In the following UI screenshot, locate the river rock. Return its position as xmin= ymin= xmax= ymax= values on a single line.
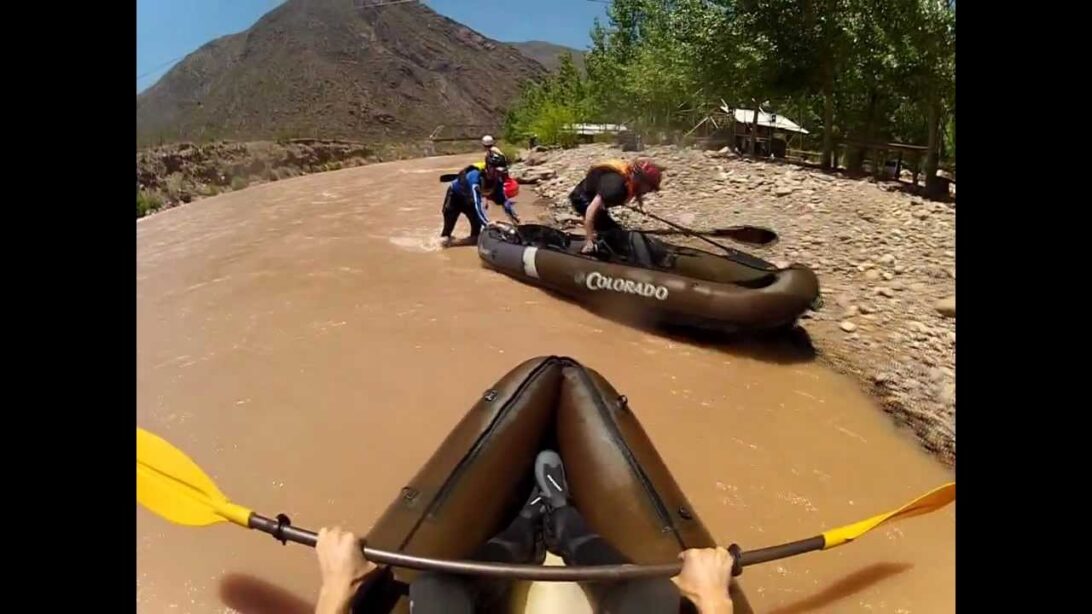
xmin=523 ymin=150 xmax=547 ymax=167
xmin=515 ymin=167 xmax=557 ymax=183
xmin=935 ymin=296 xmax=955 ymax=318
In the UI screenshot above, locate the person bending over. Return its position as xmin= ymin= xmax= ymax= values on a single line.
xmin=440 ymin=151 xmax=515 ymax=247
xmin=569 ymin=159 xmax=664 ymax=254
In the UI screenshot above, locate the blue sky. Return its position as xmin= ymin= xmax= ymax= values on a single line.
xmin=137 ymin=0 xmax=609 ymax=93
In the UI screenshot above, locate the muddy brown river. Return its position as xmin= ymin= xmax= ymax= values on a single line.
xmin=137 ymin=154 xmax=954 ymax=613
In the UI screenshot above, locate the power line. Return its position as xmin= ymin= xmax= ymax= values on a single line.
xmin=137 ymin=53 xmax=189 ymax=82
xmin=355 ymin=0 xmax=420 ymax=8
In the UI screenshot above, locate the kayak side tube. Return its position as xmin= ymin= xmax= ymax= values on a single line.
xmin=478 ymin=228 xmax=819 ymax=332
xmin=557 ymin=362 xmax=716 ymax=564
xmin=365 ymin=356 xmax=562 ymax=578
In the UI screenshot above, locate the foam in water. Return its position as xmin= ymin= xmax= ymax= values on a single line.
xmin=388 ymin=233 xmax=443 ymax=252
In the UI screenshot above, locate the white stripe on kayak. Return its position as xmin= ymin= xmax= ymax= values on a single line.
xmin=522 ymin=246 xmax=540 ymax=279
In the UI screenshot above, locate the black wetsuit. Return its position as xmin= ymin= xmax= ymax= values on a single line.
xmin=569 ymin=168 xmax=631 ymax=232
xmin=408 ymin=505 xmax=680 ymax=614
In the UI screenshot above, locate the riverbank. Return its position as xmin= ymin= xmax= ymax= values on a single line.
xmin=135 ymin=139 xmax=485 ymax=217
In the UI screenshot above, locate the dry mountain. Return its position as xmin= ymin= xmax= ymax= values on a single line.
xmin=136 ymin=0 xmax=546 ymax=146
xmin=508 ymin=41 xmax=586 ymax=72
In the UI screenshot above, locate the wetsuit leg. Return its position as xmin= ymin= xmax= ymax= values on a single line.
xmin=441 ymin=187 xmax=462 ymax=238
xmin=444 ymin=190 xmax=483 ymax=241
xmin=570 ymin=189 xmax=591 ymax=218
xmin=409 ymin=515 xmax=539 ymax=614
xmin=594 ymin=207 xmax=622 ymax=232
xmin=464 ymin=199 xmax=483 ymax=239
xmin=549 ymin=506 xmax=680 ymax=614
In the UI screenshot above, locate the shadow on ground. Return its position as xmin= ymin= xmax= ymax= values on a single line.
xmin=220 ymin=574 xmax=312 ymax=614
xmin=768 ymin=562 xmax=914 ymax=614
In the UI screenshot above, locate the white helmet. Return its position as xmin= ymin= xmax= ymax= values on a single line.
xmin=481 ymin=135 xmax=495 ymax=147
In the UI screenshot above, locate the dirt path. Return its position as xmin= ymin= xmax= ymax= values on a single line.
xmin=137 ymin=154 xmax=953 ymax=613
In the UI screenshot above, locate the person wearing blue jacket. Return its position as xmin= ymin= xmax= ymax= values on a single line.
xmin=440 ymin=152 xmax=516 ymax=247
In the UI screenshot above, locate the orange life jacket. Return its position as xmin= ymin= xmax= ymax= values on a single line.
xmin=589 ymin=160 xmax=636 ymax=201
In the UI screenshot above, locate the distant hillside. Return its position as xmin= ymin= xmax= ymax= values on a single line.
xmin=136 ymin=0 xmax=546 ymax=147
xmin=507 ymin=40 xmax=586 ymax=73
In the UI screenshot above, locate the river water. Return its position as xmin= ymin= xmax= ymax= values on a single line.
xmin=137 ymin=154 xmax=954 ymax=613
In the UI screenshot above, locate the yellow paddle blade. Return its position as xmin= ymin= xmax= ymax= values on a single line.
xmin=137 ymin=428 xmax=252 ymax=528
xmin=821 ymin=482 xmax=955 ymax=549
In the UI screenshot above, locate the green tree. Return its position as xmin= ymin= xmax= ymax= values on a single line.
xmin=870 ymin=0 xmax=954 ymax=183
xmin=735 ymin=0 xmax=867 ymax=168
xmin=504 ymin=51 xmax=597 ymax=145
xmin=508 ymin=0 xmax=954 ymax=179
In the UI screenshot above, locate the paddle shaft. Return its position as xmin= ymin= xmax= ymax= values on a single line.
xmin=640 ymin=227 xmax=765 ymax=239
xmin=248 ymin=513 xmax=823 ymax=581
xmin=628 ymin=208 xmax=744 ymax=256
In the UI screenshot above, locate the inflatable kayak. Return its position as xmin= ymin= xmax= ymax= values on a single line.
xmin=477 ymin=224 xmax=821 ymax=333
xmin=354 ymin=355 xmax=751 ymax=613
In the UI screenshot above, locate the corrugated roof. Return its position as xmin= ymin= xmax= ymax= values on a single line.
xmin=723 ymin=106 xmax=809 ymax=134
xmin=565 ymin=123 xmax=628 ymax=135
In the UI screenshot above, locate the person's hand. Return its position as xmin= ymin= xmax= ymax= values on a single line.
xmin=671 ymin=547 xmax=735 ymax=614
xmin=581 ymin=241 xmax=597 ymax=255
xmin=317 ymin=527 xmax=374 ymax=586
xmin=315 ymin=527 xmax=376 ymax=614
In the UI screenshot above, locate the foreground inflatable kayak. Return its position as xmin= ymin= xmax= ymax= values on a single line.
xmin=355 ymin=355 xmax=752 ymax=613
xmin=477 ymin=224 xmax=821 ymax=333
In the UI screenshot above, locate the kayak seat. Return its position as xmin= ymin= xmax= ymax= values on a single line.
xmin=519 ymin=224 xmax=572 ymax=251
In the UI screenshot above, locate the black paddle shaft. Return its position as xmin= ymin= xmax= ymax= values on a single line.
xmin=629 ymin=208 xmax=749 ymax=258
xmin=248 ymin=513 xmax=825 ymax=581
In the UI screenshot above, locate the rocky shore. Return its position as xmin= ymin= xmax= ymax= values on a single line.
xmin=511 ymin=143 xmax=956 ymax=466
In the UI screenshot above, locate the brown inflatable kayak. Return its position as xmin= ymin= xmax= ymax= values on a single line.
xmin=354 ymin=355 xmax=751 ymax=613
xmin=477 ymin=224 xmax=821 ymax=333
